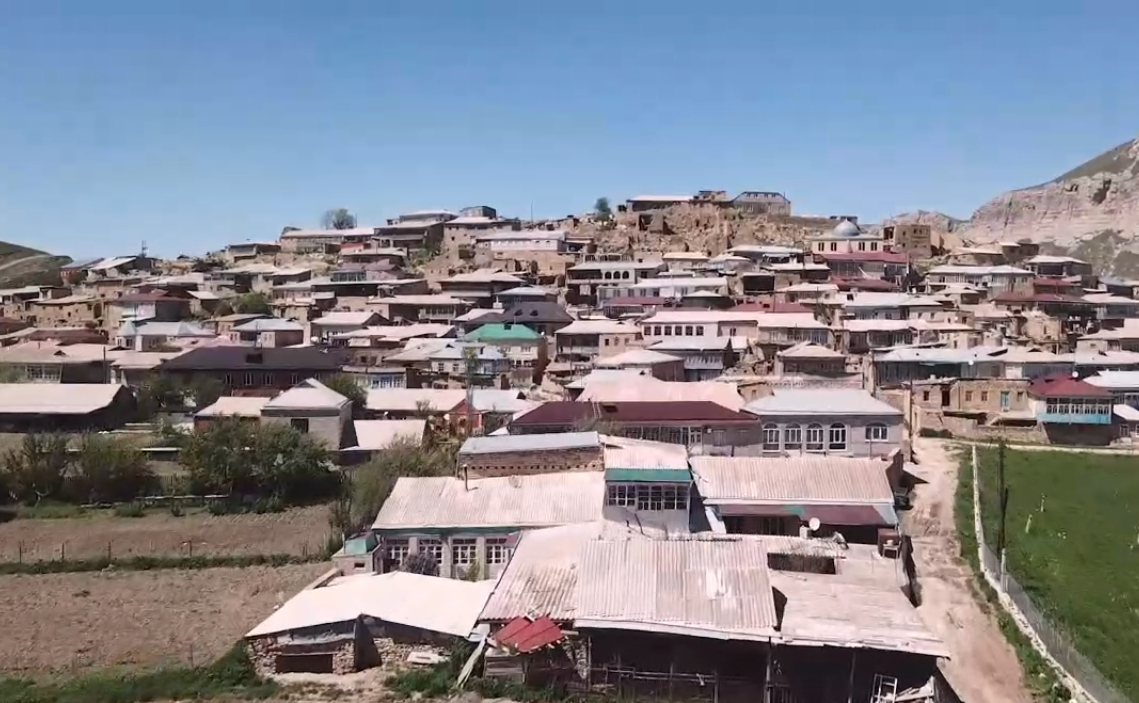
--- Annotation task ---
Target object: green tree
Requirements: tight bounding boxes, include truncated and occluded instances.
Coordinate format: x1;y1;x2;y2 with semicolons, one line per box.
73;434;157;503
249;423;334;503
322;208;357;230
594;197;613;222
136;375;185;420
400;551;440;576
233;292;271;315
213;300;235;318
329;437;455;536
1;433;71;505
183;418;335;503
182;418;258;496
186;376;225;410
322;374;367;418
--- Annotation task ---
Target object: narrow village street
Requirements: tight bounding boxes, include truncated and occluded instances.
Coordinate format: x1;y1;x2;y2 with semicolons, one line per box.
905;438;1032;703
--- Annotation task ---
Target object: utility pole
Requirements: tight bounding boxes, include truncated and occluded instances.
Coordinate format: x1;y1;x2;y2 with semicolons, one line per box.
996;439;1009;559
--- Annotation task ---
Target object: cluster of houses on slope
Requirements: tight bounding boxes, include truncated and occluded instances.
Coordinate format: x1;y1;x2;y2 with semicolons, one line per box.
244;429;951;703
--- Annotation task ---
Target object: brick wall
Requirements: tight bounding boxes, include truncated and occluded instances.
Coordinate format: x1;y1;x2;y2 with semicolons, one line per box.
460;446;604;478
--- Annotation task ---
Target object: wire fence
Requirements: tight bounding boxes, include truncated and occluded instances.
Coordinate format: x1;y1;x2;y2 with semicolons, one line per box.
1;538;330;565
971;446;1132;703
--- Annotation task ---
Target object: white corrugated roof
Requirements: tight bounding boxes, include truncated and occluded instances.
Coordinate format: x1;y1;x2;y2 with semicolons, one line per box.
479;521;658;621
365;388;467;413
373;472;605;530
0;384;126;415
575;538;778;641
594;349;682;367
264;379;349;411
460;431;600;456
770;571;949;657
744;389;901;417
246;571;495;638
555;320;639;336
195;396;272;418
577;378;745;411
349;419;427;450
690;456;894;505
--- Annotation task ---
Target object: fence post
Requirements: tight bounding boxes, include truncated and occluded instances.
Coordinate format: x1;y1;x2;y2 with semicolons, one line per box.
61;541;66;562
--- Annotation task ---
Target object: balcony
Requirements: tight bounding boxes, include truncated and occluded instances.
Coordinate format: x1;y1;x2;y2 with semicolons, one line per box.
1039;412;1112;425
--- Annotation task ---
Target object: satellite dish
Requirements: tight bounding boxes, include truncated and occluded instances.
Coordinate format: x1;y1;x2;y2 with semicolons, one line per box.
807;517;821;533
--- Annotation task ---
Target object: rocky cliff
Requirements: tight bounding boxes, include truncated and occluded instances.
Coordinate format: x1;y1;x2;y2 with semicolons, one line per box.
911;136;1139;276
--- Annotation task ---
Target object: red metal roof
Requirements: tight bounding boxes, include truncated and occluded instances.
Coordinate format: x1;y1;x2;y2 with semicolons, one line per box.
492;616;565;652
1029;374;1112;399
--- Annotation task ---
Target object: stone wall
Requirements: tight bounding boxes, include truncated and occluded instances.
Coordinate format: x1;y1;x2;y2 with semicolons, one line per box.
246;634;357;676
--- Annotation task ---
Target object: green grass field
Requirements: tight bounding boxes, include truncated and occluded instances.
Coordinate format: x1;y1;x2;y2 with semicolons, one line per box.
977;447;1139;700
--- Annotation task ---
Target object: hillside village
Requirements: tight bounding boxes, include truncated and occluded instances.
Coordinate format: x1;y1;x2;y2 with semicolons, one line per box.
3;191;1137;703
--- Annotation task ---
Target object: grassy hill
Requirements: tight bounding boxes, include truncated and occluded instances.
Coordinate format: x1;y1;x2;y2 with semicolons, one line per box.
0;241;71;288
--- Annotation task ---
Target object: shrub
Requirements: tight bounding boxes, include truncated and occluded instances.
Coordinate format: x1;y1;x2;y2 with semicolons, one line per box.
112;502;146;518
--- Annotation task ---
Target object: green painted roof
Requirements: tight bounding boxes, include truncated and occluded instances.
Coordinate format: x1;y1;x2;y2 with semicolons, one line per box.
465;323;542;341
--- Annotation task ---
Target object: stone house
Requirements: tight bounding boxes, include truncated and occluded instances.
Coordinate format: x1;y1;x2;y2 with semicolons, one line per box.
260;379;354;449
27;295;101;328
742;389;904;458
244;571;494;675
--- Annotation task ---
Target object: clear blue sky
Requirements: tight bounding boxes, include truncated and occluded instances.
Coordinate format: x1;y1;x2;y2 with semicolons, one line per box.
2;0;1137;258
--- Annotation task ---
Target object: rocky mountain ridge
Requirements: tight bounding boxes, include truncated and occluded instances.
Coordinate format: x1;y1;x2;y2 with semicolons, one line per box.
896;136;1139;277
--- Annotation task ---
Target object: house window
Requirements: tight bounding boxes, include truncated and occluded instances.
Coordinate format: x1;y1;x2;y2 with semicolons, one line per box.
695;326;705;336
965;391;973;402
828;423;847;451
452;538;477;571
784;424;802;450
385;539;409;565
244;372;255;386
664;326;673;336
870;242;878;251
981;391;989;402
603;338;611;346
290;418;310;433
606;483;636;507
865;423;889;442
829;242;837;252
486;538;511;566
684;325;694;336
763;423;781;451
805;423;825;452
922;390;931;401
418;538;445;567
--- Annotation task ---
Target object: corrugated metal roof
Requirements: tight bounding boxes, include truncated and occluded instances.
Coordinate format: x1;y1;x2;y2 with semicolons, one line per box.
690;456;894;505
770;571;948;657
246;571;496;639
479;521;656;622
594;349;682;367
349;419;426;450
0;383;127;415
601;435;689;471
264;379;349;410
744;389;902;417
365;388;467;413
195;396;271;418
575;539;778;641
460;431;601;456
513;401;756;426
577;378;745;411
373;472;605;531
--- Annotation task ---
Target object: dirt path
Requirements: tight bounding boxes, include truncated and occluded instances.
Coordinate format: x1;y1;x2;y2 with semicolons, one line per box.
905;438;1032;703
0;253;51;272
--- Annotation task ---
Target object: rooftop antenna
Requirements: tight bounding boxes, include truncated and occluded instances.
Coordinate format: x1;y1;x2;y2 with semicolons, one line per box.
141;240;148;258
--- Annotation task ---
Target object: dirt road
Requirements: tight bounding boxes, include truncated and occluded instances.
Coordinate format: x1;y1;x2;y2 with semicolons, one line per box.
905;438;1032;703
